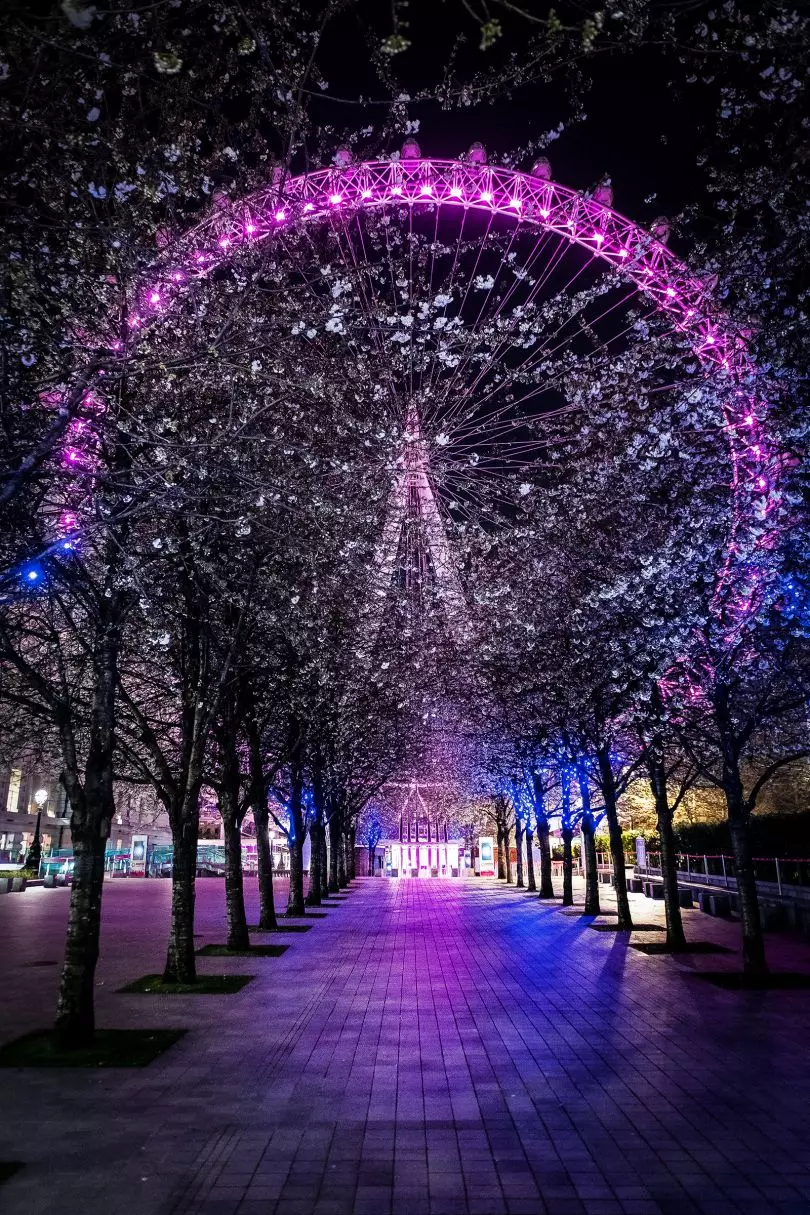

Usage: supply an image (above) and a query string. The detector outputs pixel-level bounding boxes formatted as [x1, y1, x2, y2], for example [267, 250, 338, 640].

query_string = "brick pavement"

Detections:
[2, 875, 810, 1215]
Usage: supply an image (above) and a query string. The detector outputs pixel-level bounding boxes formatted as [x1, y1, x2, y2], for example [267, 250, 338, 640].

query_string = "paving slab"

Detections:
[1, 876, 810, 1214]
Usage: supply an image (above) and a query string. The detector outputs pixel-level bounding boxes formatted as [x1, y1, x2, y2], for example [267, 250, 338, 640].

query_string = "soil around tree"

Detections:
[588, 923, 665, 932]
[248, 923, 312, 933]
[631, 941, 734, 956]
[119, 974, 254, 994]
[195, 943, 289, 958]
[0, 1028, 186, 1067]
[690, 971, 810, 991]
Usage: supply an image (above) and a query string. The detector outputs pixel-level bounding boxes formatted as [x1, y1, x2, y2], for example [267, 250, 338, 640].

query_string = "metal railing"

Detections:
[631, 853, 810, 902]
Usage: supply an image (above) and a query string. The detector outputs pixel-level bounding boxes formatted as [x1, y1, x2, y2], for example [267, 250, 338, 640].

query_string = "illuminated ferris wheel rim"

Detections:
[41, 155, 779, 632]
[148, 157, 745, 382]
[135, 156, 777, 537]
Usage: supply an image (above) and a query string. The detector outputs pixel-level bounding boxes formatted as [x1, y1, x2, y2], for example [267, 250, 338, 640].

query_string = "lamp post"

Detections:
[27, 788, 48, 875]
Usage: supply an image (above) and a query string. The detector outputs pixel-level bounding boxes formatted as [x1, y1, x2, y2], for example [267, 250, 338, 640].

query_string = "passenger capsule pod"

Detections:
[467, 141, 487, 165]
[334, 145, 354, 168]
[592, 180, 613, 207]
[401, 138, 421, 159]
[651, 216, 671, 244]
[531, 157, 552, 180]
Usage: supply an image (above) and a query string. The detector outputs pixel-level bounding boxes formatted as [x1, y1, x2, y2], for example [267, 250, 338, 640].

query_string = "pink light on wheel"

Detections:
[391, 185, 403, 196]
[420, 184, 433, 196]
[480, 190, 493, 203]
[304, 202, 314, 212]
[149, 291, 160, 305]
[361, 189, 372, 199]
[449, 186, 463, 199]
[329, 193, 342, 205]
[510, 198, 523, 210]
[274, 209, 286, 222]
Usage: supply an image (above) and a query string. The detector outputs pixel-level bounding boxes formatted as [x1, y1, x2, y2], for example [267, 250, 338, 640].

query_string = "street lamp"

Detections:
[28, 789, 48, 875]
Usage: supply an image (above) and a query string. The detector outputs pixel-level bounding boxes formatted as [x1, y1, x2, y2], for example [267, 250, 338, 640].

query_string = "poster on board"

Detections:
[478, 836, 495, 878]
[130, 834, 148, 877]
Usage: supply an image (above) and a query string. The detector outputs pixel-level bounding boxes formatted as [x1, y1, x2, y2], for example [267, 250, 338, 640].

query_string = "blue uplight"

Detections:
[22, 563, 44, 585]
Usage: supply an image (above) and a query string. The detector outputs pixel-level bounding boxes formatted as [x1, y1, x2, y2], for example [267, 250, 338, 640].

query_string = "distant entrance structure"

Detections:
[376, 782, 463, 878]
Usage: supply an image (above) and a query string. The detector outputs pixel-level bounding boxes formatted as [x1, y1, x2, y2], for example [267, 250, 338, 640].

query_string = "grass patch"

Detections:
[196, 943, 289, 958]
[589, 922, 664, 933]
[248, 923, 312, 933]
[631, 941, 734, 956]
[119, 974, 253, 995]
[0, 1163, 23, 1185]
[690, 971, 810, 991]
[0, 1028, 185, 1068]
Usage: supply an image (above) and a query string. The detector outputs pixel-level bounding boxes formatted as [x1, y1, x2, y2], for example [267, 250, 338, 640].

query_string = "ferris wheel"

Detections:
[44, 142, 780, 637]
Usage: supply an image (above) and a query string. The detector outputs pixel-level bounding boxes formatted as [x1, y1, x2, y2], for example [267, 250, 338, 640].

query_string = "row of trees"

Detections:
[1, 1, 807, 1045]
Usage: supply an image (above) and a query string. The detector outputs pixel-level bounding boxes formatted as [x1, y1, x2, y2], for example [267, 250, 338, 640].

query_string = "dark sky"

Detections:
[311, 2, 714, 252]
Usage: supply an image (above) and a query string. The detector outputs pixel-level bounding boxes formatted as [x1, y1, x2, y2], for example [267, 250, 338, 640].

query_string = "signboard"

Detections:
[635, 836, 647, 869]
[130, 834, 148, 877]
[478, 836, 495, 878]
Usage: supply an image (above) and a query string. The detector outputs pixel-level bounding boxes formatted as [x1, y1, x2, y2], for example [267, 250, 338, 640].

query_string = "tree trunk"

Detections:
[254, 807, 278, 930]
[54, 826, 108, 1048]
[597, 746, 632, 931]
[223, 816, 249, 950]
[577, 762, 601, 916]
[368, 845, 375, 876]
[287, 834, 305, 916]
[504, 825, 513, 884]
[515, 821, 525, 888]
[319, 820, 328, 894]
[728, 813, 766, 975]
[164, 808, 199, 983]
[582, 819, 600, 915]
[348, 825, 356, 880]
[648, 749, 686, 952]
[328, 811, 340, 893]
[306, 818, 322, 906]
[496, 825, 506, 879]
[525, 825, 537, 892]
[537, 819, 554, 898]
[54, 587, 120, 1047]
[716, 688, 767, 976]
[337, 832, 348, 888]
[562, 827, 574, 906]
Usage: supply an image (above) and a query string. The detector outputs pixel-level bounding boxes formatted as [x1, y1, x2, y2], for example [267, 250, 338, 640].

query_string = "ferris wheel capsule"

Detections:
[467, 142, 487, 165]
[592, 180, 613, 206]
[651, 216, 671, 244]
[531, 157, 552, 180]
[401, 138, 421, 160]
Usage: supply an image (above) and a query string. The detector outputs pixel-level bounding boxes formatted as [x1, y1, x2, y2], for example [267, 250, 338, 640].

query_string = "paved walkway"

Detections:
[2, 877, 810, 1215]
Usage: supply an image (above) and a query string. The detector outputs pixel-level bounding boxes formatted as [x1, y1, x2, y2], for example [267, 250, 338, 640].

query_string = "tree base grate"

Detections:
[589, 923, 664, 932]
[0, 1028, 186, 1067]
[248, 923, 312, 933]
[690, 971, 810, 991]
[631, 941, 734, 956]
[196, 944, 289, 958]
[119, 974, 253, 995]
